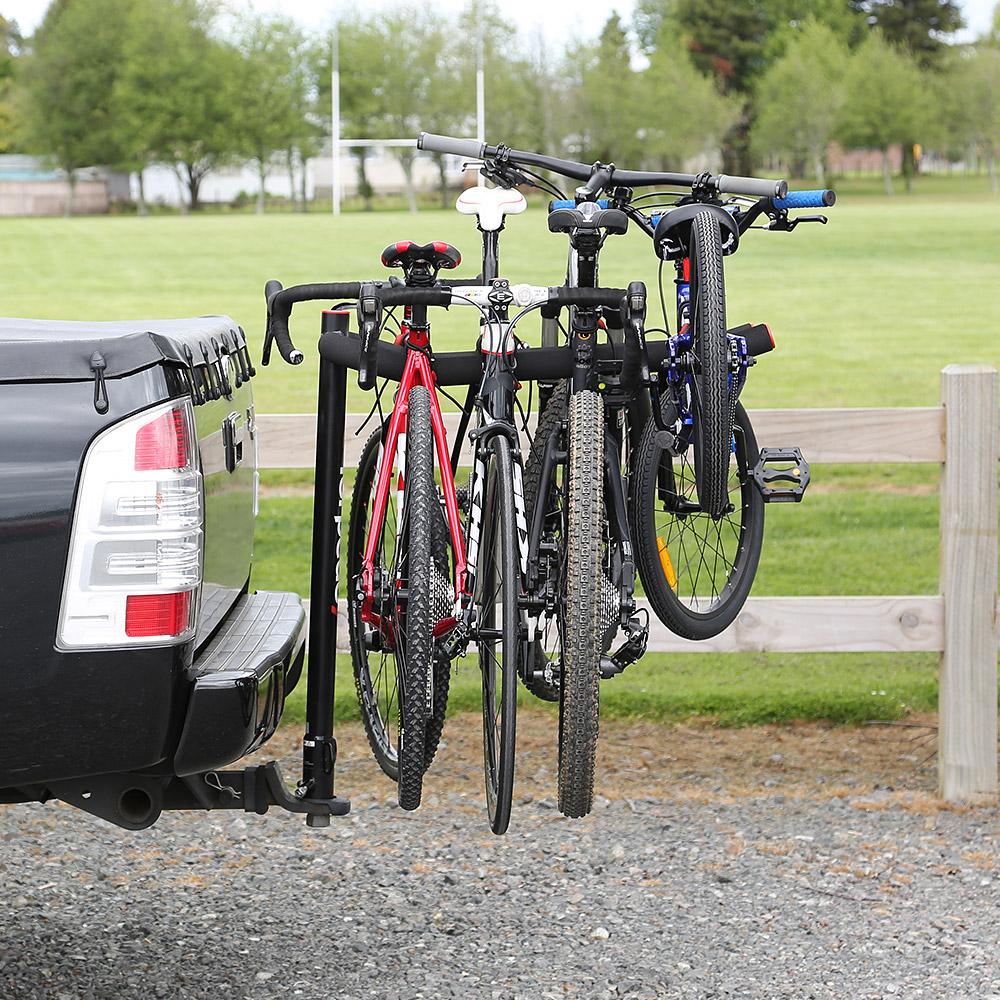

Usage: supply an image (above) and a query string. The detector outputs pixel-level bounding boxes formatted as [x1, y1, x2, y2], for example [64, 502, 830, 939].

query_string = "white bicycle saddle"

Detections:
[455, 185, 527, 231]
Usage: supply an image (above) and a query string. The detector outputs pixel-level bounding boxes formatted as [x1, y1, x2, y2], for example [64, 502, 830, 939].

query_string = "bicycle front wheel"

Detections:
[474, 432, 520, 835]
[396, 385, 436, 811]
[689, 207, 732, 519]
[559, 389, 607, 819]
[348, 426, 450, 782]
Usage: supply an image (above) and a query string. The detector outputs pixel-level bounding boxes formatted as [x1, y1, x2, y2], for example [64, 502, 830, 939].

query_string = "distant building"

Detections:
[0, 144, 468, 214]
[0, 156, 129, 216]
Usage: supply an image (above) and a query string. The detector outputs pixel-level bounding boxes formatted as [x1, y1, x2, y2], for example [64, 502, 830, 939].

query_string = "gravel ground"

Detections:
[1, 713, 998, 1000]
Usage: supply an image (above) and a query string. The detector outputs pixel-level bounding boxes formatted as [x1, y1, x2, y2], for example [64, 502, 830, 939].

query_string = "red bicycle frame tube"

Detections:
[359, 327, 468, 630]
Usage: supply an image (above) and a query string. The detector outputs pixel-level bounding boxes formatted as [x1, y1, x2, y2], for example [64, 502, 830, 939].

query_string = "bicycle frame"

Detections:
[359, 312, 467, 640]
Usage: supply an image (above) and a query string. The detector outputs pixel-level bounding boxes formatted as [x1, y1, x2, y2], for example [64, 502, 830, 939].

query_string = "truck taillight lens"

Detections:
[58, 400, 203, 649]
[134, 408, 189, 471]
[125, 592, 192, 637]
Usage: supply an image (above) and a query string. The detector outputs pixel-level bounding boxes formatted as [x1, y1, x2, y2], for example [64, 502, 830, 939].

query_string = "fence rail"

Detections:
[256, 405, 954, 468]
[257, 365, 1000, 805]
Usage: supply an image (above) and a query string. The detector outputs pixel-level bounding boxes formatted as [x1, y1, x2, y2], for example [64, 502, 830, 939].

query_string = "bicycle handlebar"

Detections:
[416, 132, 788, 199]
[264, 281, 363, 365]
[262, 280, 634, 367]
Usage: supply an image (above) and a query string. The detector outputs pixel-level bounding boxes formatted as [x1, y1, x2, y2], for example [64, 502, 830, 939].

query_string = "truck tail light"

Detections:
[125, 592, 192, 637]
[58, 400, 203, 649]
[134, 408, 189, 471]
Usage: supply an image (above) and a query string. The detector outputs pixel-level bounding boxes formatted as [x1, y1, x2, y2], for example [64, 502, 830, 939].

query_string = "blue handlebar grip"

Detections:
[549, 198, 610, 210]
[773, 189, 836, 210]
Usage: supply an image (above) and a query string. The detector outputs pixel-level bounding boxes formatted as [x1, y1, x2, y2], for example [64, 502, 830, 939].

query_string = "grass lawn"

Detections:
[3, 184, 998, 413]
[2, 180, 996, 725]
[261, 462, 945, 727]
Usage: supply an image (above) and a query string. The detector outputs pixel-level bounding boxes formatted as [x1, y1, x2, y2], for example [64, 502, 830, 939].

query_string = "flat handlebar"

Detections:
[417, 131, 788, 200]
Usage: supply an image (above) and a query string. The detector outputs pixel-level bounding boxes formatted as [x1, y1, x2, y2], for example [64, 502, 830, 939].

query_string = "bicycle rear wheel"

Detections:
[631, 398, 764, 640]
[347, 427, 450, 782]
[474, 432, 520, 835]
[689, 207, 732, 520]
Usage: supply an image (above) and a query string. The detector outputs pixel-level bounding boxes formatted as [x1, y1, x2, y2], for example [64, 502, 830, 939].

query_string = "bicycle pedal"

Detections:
[752, 447, 810, 503]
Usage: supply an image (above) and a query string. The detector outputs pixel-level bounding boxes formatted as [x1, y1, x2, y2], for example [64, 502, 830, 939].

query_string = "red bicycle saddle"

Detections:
[380, 240, 462, 271]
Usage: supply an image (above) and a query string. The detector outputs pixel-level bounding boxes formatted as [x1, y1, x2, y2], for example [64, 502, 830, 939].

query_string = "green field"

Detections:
[2, 186, 997, 725]
[3, 189, 998, 413]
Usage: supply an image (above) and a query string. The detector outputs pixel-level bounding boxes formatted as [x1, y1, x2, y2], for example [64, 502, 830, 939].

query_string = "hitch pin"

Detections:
[204, 771, 241, 800]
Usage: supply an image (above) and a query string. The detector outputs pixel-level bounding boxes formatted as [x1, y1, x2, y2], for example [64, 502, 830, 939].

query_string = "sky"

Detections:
[2, 0, 996, 43]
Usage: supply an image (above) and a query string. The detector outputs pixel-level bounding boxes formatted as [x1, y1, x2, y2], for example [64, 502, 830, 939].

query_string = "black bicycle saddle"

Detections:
[547, 203, 628, 236]
[380, 240, 462, 272]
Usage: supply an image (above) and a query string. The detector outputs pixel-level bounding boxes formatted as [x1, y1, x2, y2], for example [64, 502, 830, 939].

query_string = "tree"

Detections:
[950, 45, 1000, 192]
[113, 0, 242, 211]
[752, 20, 850, 184]
[850, 0, 964, 183]
[456, 2, 558, 159]
[583, 15, 641, 164]
[837, 32, 929, 193]
[635, 0, 865, 173]
[319, 11, 458, 212]
[0, 15, 21, 154]
[19, 0, 136, 214]
[640, 30, 738, 170]
[848, 0, 963, 67]
[234, 15, 312, 214]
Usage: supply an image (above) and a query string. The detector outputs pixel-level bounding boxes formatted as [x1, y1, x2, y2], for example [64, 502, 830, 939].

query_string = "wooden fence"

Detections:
[257, 365, 999, 805]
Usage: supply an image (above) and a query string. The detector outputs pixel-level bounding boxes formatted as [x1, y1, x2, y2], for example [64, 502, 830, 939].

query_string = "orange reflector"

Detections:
[656, 537, 677, 591]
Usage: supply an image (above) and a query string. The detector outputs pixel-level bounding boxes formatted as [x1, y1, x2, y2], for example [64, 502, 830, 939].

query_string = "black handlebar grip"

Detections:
[417, 132, 487, 159]
[717, 174, 788, 200]
[264, 279, 283, 302]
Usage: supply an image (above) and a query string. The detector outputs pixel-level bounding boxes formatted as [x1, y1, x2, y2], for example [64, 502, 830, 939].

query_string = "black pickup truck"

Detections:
[0, 316, 328, 830]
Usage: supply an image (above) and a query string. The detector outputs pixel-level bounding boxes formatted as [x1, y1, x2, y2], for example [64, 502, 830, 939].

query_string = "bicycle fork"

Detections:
[600, 428, 648, 679]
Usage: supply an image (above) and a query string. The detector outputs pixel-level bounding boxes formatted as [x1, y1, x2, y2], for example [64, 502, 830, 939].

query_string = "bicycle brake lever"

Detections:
[356, 281, 382, 391]
[767, 213, 828, 232]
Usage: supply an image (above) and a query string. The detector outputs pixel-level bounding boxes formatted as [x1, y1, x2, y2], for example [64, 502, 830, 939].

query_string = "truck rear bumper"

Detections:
[173, 590, 305, 776]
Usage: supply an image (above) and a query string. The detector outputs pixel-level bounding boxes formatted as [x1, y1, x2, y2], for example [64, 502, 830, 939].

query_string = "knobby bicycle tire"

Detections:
[559, 389, 605, 819]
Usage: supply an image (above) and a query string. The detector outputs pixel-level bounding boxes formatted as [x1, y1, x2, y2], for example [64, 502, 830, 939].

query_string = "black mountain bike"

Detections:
[419, 132, 830, 812]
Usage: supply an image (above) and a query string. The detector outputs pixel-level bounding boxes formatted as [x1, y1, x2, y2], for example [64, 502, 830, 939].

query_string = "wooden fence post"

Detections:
[939, 364, 998, 803]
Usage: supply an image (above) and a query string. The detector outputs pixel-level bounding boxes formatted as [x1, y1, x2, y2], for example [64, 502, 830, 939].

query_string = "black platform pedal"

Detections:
[752, 447, 810, 503]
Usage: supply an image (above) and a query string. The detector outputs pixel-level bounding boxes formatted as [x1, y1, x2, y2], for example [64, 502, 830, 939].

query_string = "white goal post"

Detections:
[329, 25, 486, 214]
